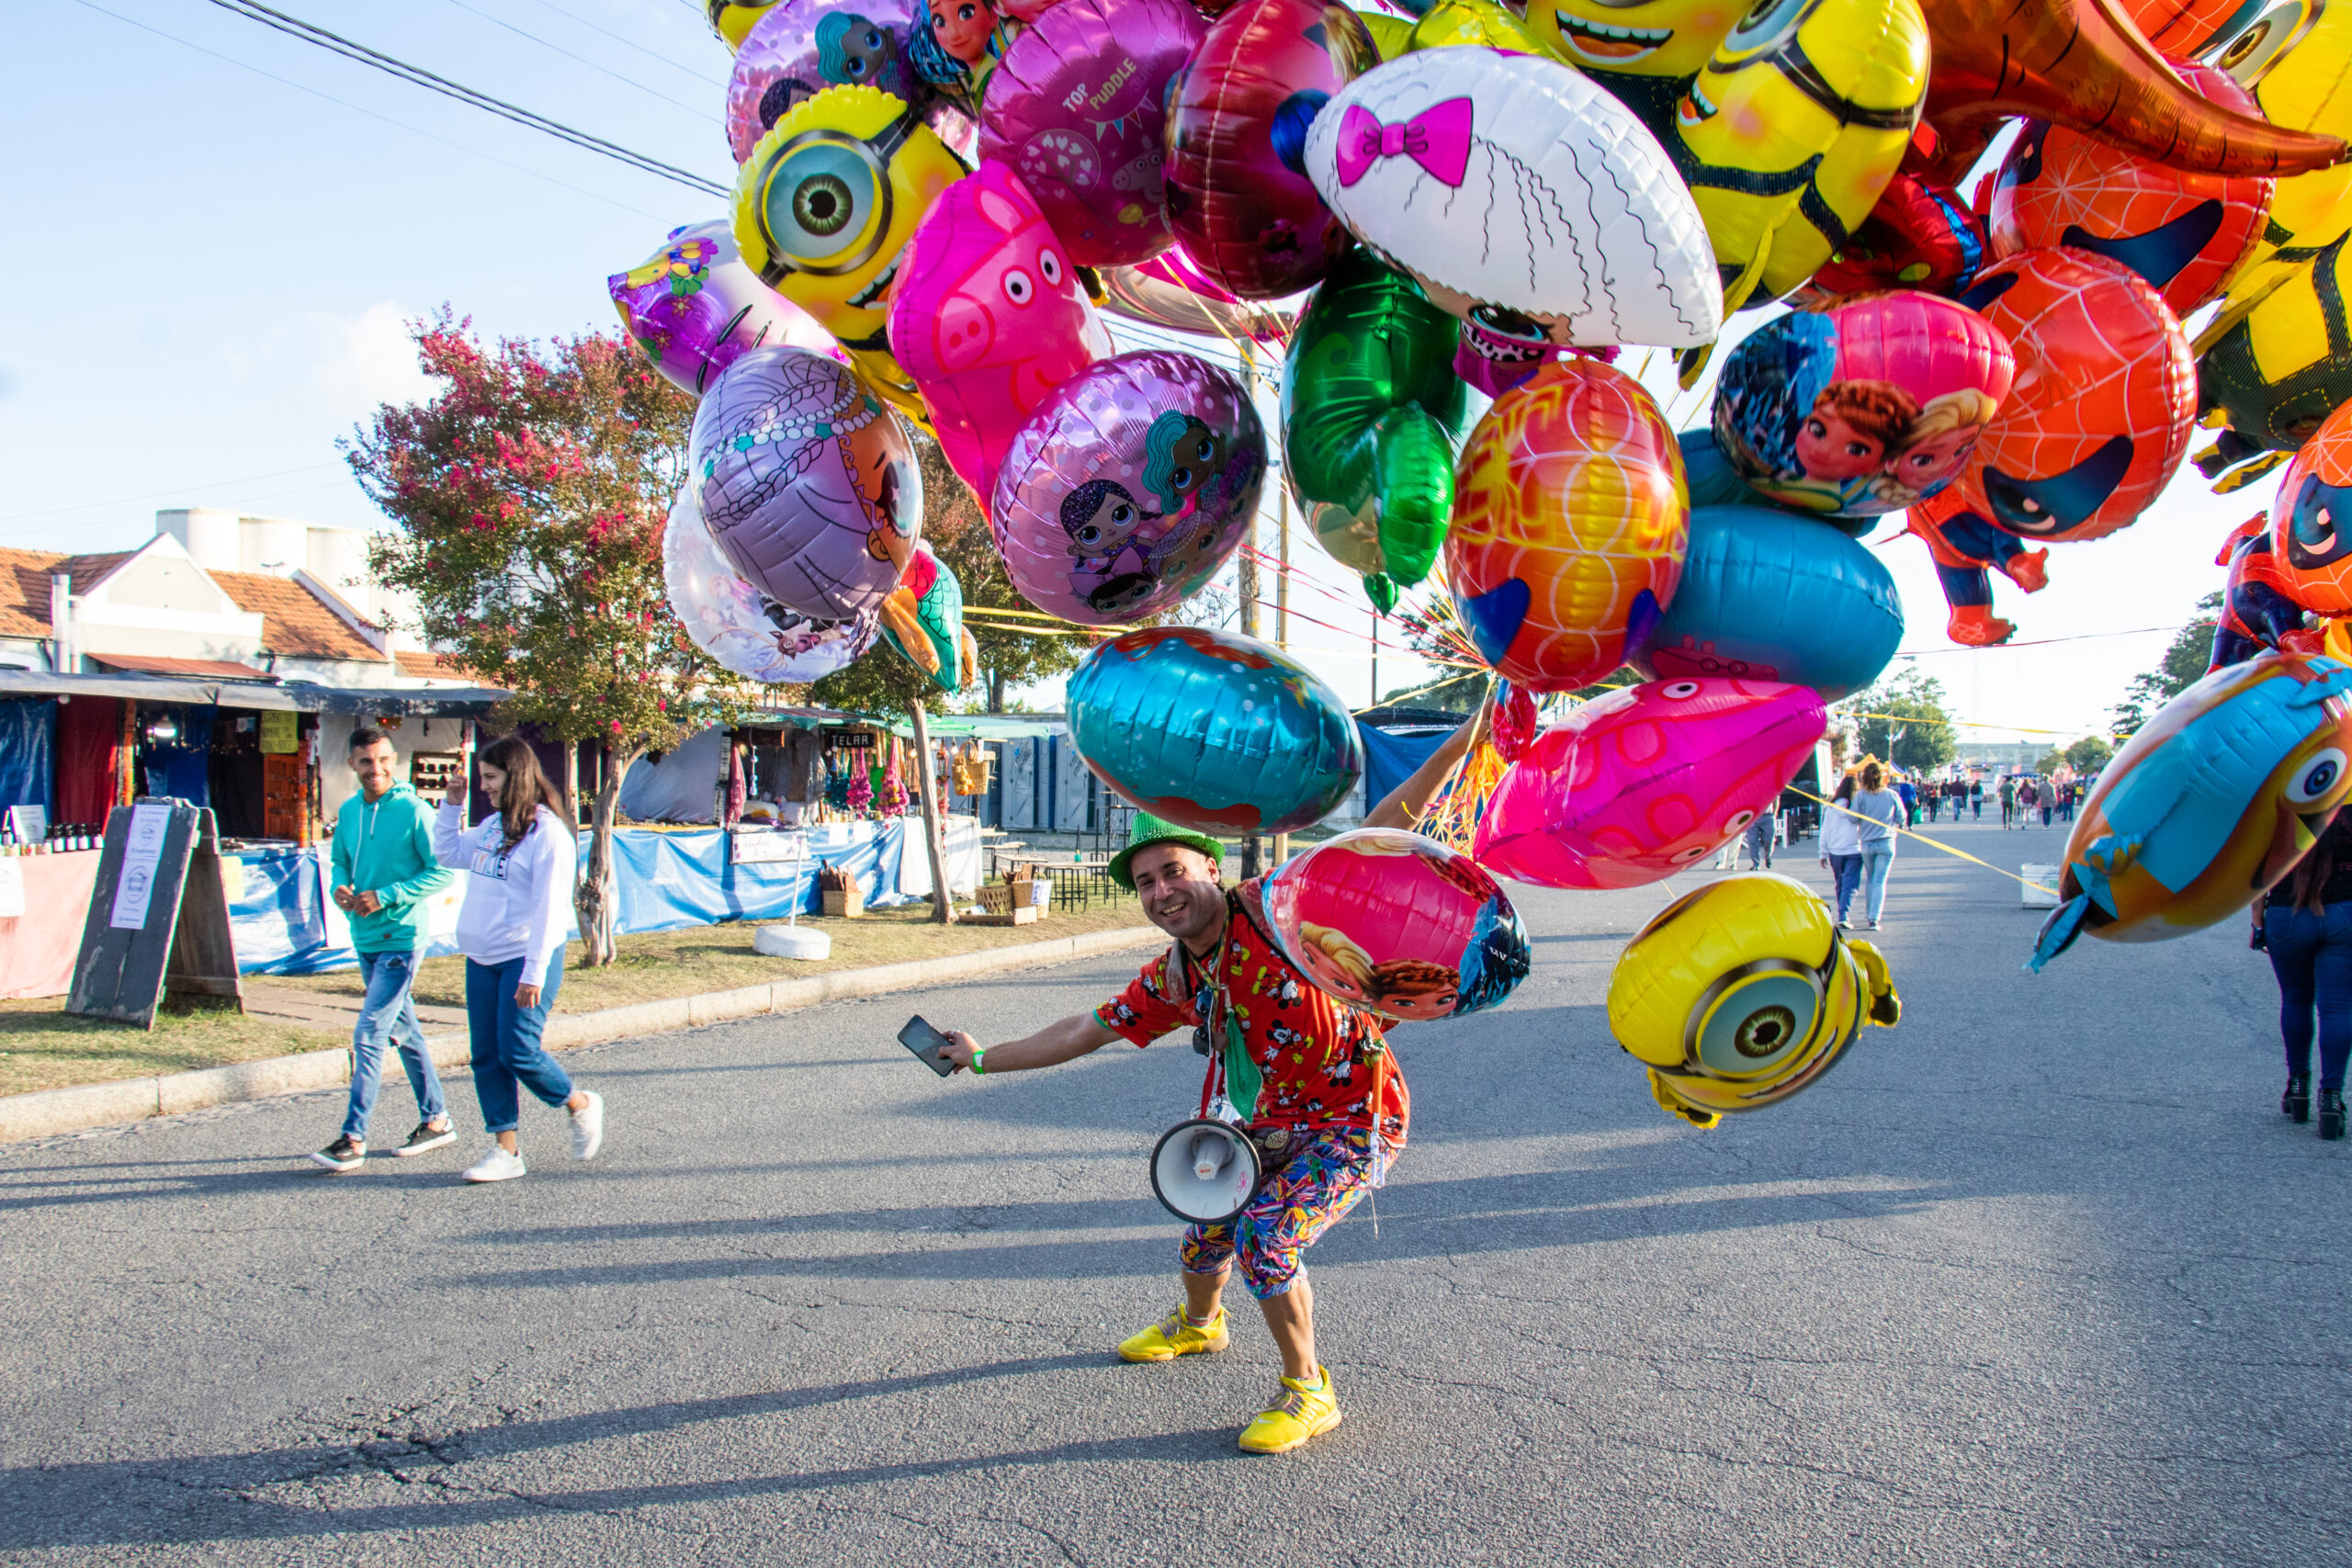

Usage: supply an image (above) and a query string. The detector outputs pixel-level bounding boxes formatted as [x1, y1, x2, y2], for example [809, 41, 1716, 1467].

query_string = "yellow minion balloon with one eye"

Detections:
[1404, 0, 1568, 59]
[1536, 0, 1743, 139]
[1607, 873, 1900, 1129]
[733, 85, 966, 429]
[1671, 0, 1927, 314]
[2199, 0, 2352, 300]
[707, 0, 782, 51]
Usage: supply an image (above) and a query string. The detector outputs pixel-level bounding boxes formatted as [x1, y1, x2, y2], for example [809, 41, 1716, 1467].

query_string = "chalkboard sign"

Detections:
[67, 797, 244, 1029]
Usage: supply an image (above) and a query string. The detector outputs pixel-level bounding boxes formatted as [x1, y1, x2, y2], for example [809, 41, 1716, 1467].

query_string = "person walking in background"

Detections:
[1972, 778, 1984, 820]
[1999, 775, 2017, 828]
[2061, 781, 2077, 824]
[1894, 774, 1917, 827]
[309, 728, 456, 1172]
[434, 735, 605, 1184]
[1924, 784, 1941, 825]
[1851, 762, 1903, 930]
[1819, 774, 1865, 926]
[2040, 780, 2055, 829]
[2257, 814, 2352, 1139]
[1742, 804, 1777, 869]
[2017, 776, 2039, 827]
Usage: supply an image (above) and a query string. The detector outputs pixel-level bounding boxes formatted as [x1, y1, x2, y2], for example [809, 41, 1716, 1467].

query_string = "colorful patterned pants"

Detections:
[1180, 1128, 1389, 1299]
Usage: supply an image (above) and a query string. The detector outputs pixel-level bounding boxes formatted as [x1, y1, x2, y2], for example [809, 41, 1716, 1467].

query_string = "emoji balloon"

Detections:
[2030, 652, 2352, 969]
[1610, 872, 1901, 1128]
[663, 479, 879, 683]
[1264, 828, 1532, 1021]
[1065, 627, 1363, 833]
[888, 160, 1113, 504]
[1446, 357, 1689, 692]
[1302, 48, 1722, 372]
[1474, 678, 1829, 888]
[689, 345, 922, 620]
[990, 350, 1267, 623]
[609, 220, 844, 398]
[1711, 288, 2016, 518]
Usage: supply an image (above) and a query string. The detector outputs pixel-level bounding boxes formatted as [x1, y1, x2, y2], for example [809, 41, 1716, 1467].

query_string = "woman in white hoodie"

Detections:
[435, 735, 605, 1183]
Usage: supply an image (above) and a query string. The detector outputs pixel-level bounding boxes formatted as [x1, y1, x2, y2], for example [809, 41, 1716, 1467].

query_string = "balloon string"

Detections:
[1781, 784, 2052, 892]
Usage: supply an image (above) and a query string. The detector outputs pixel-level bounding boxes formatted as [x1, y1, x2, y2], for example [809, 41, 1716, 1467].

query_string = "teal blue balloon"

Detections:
[1066, 626, 1363, 834]
[1634, 505, 1904, 700]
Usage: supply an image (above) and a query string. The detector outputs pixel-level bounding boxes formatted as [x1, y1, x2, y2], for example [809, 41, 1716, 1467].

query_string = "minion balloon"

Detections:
[2028, 652, 2352, 971]
[732, 85, 967, 430]
[1670, 0, 1928, 312]
[1608, 873, 1900, 1128]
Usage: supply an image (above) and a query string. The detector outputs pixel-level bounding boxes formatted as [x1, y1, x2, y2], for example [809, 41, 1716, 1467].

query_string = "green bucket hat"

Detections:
[1108, 811, 1225, 890]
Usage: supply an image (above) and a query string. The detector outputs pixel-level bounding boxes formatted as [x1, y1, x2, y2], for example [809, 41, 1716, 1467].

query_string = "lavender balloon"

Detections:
[990, 350, 1266, 625]
[690, 345, 923, 619]
[725, 0, 978, 164]
[977, 0, 1205, 267]
[609, 220, 842, 398]
[664, 479, 878, 684]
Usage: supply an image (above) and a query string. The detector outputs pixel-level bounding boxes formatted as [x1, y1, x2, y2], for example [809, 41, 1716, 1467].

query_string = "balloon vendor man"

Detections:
[940, 716, 1483, 1453]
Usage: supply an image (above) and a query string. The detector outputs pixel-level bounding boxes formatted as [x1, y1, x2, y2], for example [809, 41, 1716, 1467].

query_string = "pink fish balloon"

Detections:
[888, 161, 1114, 506]
[977, 0, 1206, 266]
[1475, 679, 1828, 889]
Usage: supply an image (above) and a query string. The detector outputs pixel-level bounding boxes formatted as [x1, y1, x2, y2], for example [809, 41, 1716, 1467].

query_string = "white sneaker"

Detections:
[569, 1090, 605, 1161]
[462, 1145, 527, 1183]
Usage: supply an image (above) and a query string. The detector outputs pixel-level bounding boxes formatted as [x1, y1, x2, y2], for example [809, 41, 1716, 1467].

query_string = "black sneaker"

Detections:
[396, 1122, 457, 1157]
[310, 1135, 365, 1171]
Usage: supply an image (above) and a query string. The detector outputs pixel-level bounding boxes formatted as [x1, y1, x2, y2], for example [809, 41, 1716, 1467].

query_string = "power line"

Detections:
[0, 463, 348, 525]
[511, 0, 729, 85]
[76, 0, 666, 218]
[438, 0, 718, 115]
[198, 0, 730, 196]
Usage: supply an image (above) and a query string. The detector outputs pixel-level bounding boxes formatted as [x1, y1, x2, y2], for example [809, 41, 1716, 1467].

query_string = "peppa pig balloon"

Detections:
[1264, 828, 1532, 1021]
[725, 0, 979, 164]
[1474, 679, 1829, 890]
[991, 350, 1267, 623]
[1162, 0, 1376, 299]
[663, 479, 878, 683]
[888, 161, 1114, 505]
[978, 0, 1206, 266]
[609, 220, 843, 398]
[689, 345, 923, 619]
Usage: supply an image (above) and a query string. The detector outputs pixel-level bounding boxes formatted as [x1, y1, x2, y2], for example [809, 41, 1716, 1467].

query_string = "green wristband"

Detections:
[970, 1047, 986, 1076]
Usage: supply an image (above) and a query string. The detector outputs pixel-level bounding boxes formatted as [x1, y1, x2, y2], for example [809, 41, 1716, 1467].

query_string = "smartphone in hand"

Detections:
[899, 1015, 956, 1077]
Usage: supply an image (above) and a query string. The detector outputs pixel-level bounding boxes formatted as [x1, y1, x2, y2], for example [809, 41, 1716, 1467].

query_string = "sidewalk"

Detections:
[0, 923, 1166, 1145]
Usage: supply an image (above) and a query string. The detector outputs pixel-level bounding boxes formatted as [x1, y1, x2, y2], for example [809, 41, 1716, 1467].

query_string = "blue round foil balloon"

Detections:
[1634, 505, 1904, 701]
[1066, 626, 1363, 834]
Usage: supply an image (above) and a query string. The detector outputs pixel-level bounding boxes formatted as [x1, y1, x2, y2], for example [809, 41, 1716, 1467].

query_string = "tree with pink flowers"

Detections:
[345, 310, 749, 964]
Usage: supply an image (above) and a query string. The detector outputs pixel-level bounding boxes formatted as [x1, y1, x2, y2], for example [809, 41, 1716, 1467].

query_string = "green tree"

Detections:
[2035, 749, 2066, 775]
[346, 311, 750, 964]
[2065, 735, 2115, 776]
[2113, 592, 2222, 735]
[1838, 667, 1958, 772]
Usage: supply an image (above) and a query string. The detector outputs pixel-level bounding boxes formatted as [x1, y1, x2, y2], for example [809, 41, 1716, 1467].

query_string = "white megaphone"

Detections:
[1149, 1117, 1261, 1224]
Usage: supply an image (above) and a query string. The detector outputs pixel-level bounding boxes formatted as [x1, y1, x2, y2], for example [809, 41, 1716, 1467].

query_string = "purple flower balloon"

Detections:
[977, 0, 1205, 267]
[609, 220, 842, 398]
[690, 346, 924, 619]
[990, 350, 1267, 626]
[725, 0, 978, 164]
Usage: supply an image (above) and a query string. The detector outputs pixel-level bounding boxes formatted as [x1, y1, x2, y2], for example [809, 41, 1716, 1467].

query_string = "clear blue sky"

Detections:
[1, 0, 2236, 739]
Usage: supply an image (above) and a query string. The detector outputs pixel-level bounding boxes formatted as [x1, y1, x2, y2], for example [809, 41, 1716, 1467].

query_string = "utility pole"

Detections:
[1272, 482, 1291, 868]
[1238, 340, 1261, 880]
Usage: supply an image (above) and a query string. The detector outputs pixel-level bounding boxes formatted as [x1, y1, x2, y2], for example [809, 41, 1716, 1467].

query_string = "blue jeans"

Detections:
[2266, 903, 2352, 1090]
[1860, 843, 1895, 922]
[465, 949, 571, 1134]
[1827, 853, 1862, 922]
[342, 949, 446, 1141]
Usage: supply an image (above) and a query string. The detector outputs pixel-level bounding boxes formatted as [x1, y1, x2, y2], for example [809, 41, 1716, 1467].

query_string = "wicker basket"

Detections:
[822, 886, 864, 918]
[976, 879, 1034, 915]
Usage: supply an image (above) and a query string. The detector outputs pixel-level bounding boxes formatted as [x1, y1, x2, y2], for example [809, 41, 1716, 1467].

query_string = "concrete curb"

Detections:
[0, 922, 1164, 1145]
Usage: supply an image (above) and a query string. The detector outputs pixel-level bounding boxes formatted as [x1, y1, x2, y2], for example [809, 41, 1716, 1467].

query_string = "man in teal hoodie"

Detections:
[311, 728, 458, 1171]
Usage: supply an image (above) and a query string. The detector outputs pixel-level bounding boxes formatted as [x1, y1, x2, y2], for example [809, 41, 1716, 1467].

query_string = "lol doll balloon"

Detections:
[991, 351, 1267, 624]
[688, 345, 922, 620]
[1445, 357, 1689, 692]
[1303, 48, 1721, 377]
[663, 479, 878, 683]
[1474, 678, 1829, 889]
[1711, 289, 2016, 519]
[888, 161, 1114, 505]
[1264, 828, 1532, 1021]
[1065, 627, 1362, 833]
[1162, 0, 1376, 299]
[609, 220, 843, 398]
[1986, 61, 2272, 316]
[1281, 250, 1472, 612]
[978, 0, 1207, 266]
[726, 0, 978, 164]
[909, 0, 1024, 112]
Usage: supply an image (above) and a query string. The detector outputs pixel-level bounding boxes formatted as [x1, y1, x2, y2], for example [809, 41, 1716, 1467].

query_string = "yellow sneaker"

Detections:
[1117, 1304, 1230, 1363]
[1237, 1369, 1342, 1453]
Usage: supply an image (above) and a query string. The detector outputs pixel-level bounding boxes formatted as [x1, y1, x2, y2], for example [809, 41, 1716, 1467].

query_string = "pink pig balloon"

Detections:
[1474, 679, 1828, 890]
[888, 161, 1114, 505]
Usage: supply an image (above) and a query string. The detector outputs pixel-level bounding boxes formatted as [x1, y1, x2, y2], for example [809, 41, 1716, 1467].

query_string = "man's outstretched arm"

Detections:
[944, 1010, 1123, 1074]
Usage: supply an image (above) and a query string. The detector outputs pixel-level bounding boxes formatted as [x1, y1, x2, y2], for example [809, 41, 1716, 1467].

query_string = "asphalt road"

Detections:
[5, 818, 2348, 1567]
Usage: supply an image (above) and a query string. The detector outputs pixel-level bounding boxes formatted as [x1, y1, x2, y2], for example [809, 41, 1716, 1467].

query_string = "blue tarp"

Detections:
[1358, 725, 1448, 818]
[0, 698, 54, 814]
